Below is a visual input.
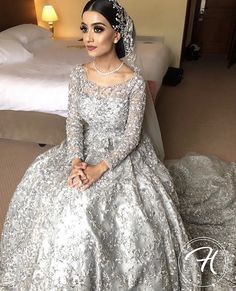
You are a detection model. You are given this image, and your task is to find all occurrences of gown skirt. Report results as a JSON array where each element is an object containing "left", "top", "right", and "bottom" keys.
[{"left": 0, "top": 134, "right": 201, "bottom": 290}]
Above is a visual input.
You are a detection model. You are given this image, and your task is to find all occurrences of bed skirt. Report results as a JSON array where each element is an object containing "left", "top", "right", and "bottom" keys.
[{"left": 0, "top": 111, "right": 66, "bottom": 145}]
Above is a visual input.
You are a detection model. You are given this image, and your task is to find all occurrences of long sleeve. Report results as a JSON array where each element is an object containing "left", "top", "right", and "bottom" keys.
[
  {"left": 66, "top": 67, "right": 84, "bottom": 163},
  {"left": 103, "top": 77, "right": 146, "bottom": 170}
]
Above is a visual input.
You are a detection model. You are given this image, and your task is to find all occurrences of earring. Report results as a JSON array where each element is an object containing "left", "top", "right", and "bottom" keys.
[{"left": 114, "top": 40, "right": 118, "bottom": 44}]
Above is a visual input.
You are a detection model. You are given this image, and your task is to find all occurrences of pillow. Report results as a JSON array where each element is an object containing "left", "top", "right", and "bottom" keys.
[
  {"left": 0, "top": 24, "right": 52, "bottom": 44},
  {"left": 0, "top": 39, "right": 33, "bottom": 64},
  {"left": 25, "top": 37, "right": 53, "bottom": 52}
]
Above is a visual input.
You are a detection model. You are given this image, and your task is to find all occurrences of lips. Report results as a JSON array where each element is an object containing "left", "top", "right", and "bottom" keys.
[{"left": 87, "top": 46, "right": 97, "bottom": 51}]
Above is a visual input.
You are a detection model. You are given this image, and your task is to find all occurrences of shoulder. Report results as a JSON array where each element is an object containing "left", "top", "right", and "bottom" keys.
[
  {"left": 120, "top": 63, "right": 134, "bottom": 79},
  {"left": 119, "top": 63, "right": 145, "bottom": 91},
  {"left": 131, "top": 72, "right": 146, "bottom": 92},
  {"left": 69, "top": 64, "right": 85, "bottom": 84},
  {"left": 70, "top": 64, "right": 84, "bottom": 76}
]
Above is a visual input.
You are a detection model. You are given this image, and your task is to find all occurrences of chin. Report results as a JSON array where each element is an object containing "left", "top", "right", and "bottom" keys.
[
  {"left": 86, "top": 49, "right": 112, "bottom": 59},
  {"left": 86, "top": 51, "right": 99, "bottom": 58}
]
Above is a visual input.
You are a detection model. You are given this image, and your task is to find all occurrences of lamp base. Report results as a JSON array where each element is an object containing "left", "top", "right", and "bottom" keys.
[{"left": 48, "top": 22, "right": 54, "bottom": 38}]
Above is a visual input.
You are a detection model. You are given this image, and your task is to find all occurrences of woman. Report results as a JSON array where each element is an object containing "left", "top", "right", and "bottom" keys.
[{"left": 0, "top": 0, "right": 201, "bottom": 289}]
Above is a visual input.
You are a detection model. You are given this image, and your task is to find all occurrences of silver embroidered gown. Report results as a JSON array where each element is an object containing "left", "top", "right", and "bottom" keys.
[
  {"left": 166, "top": 153, "right": 236, "bottom": 290},
  {"left": 0, "top": 65, "right": 202, "bottom": 290}
]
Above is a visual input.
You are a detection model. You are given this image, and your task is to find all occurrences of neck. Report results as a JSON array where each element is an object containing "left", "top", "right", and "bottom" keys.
[{"left": 94, "top": 53, "right": 121, "bottom": 71}]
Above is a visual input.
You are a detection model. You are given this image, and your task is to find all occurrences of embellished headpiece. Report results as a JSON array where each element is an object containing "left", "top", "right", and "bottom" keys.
[{"left": 108, "top": 0, "right": 139, "bottom": 72}]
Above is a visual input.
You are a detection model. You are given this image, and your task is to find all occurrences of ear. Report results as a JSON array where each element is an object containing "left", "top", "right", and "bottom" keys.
[{"left": 114, "top": 32, "right": 121, "bottom": 44}]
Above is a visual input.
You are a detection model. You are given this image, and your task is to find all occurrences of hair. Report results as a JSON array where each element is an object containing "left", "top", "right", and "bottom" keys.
[{"left": 82, "top": 0, "right": 127, "bottom": 58}]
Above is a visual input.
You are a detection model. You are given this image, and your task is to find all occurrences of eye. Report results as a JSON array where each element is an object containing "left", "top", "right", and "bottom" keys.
[
  {"left": 80, "top": 25, "right": 87, "bottom": 33},
  {"left": 94, "top": 26, "right": 104, "bottom": 33}
]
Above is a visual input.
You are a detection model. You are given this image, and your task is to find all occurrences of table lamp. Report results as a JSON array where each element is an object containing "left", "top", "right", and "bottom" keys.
[{"left": 42, "top": 5, "right": 58, "bottom": 37}]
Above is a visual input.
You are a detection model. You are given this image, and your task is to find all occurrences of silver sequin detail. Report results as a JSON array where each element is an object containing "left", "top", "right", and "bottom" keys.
[
  {"left": 0, "top": 65, "right": 201, "bottom": 290},
  {"left": 166, "top": 153, "right": 236, "bottom": 289}
]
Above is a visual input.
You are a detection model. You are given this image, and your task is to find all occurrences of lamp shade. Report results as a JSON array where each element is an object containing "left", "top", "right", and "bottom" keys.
[{"left": 42, "top": 5, "right": 58, "bottom": 22}]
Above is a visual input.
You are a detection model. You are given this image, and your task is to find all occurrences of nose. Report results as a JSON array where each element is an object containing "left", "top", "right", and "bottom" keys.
[{"left": 85, "top": 29, "right": 94, "bottom": 43}]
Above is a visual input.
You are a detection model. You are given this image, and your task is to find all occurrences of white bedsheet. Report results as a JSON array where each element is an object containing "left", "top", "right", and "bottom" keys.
[{"left": 0, "top": 39, "right": 171, "bottom": 117}]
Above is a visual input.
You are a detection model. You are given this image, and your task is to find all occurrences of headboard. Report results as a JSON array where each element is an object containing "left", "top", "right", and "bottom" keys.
[{"left": 0, "top": 0, "right": 37, "bottom": 32}]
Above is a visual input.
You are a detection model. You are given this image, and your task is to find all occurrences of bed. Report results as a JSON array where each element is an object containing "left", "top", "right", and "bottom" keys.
[{"left": 0, "top": 0, "right": 171, "bottom": 162}]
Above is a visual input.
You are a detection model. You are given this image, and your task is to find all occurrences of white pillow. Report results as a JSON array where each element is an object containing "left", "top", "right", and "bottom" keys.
[
  {"left": 0, "top": 24, "right": 52, "bottom": 44},
  {"left": 25, "top": 37, "right": 53, "bottom": 52},
  {"left": 0, "top": 39, "right": 33, "bottom": 64}
]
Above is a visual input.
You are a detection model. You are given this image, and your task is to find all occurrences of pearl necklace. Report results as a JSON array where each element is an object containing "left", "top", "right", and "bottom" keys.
[{"left": 93, "top": 61, "right": 124, "bottom": 76}]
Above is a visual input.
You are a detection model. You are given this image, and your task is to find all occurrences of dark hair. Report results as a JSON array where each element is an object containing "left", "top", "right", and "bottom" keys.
[{"left": 82, "top": 0, "right": 126, "bottom": 58}]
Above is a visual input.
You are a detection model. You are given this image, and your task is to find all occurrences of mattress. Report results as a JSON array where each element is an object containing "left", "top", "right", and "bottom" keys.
[{"left": 0, "top": 39, "right": 171, "bottom": 117}]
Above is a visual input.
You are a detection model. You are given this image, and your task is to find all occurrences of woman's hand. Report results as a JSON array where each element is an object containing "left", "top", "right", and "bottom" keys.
[
  {"left": 76, "top": 161, "right": 109, "bottom": 190},
  {"left": 71, "top": 157, "right": 83, "bottom": 168},
  {"left": 79, "top": 164, "right": 104, "bottom": 190},
  {"left": 68, "top": 162, "right": 88, "bottom": 188}
]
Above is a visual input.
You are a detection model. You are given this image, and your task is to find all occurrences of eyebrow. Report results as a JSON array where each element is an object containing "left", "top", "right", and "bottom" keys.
[{"left": 81, "top": 22, "right": 107, "bottom": 27}]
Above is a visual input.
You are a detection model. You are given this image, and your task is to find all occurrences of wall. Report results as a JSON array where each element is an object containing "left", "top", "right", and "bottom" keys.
[
  {"left": 185, "top": 0, "right": 198, "bottom": 46},
  {"left": 34, "top": 0, "right": 188, "bottom": 67},
  {"left": 34, "top": 0, "right": 86, "bottom": 38}
]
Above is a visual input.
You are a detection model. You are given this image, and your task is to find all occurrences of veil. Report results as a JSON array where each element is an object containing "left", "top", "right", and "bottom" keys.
[
  {"left": 120, "top": 8, "right": 165, "bottom": 162},
  {"left": 143, "top": 82, "right": 165, "bottom": 162}
]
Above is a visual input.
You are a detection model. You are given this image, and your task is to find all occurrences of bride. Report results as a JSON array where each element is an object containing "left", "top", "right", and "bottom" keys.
[{"left": 0, "top": 0, "right": 202, "bottom": 289}]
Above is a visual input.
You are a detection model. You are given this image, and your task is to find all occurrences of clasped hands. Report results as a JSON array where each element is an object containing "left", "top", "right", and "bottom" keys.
[{"left": 67, "top": 158, "right": 108, "bottom": 190}]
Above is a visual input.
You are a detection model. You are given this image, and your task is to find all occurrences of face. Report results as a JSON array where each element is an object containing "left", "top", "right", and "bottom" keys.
[{"left": 81, "top": 11, "right": 120, "bottom": 58}]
